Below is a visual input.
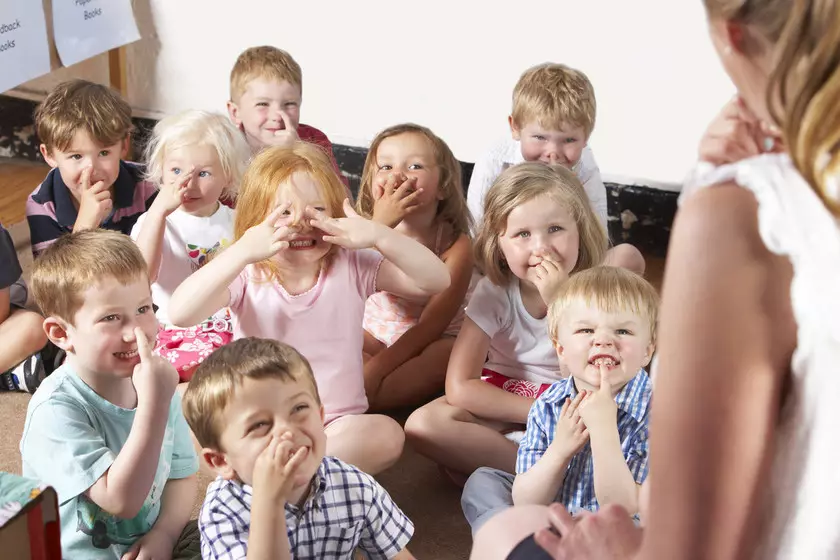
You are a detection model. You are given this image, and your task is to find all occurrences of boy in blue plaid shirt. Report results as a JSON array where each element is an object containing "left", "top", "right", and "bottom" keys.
[
  {"left": 461, "top": 266, "right": 657, "bottom": 534},
  {"left": 183, "top": 338, "right": 415, "bottom": 560}
]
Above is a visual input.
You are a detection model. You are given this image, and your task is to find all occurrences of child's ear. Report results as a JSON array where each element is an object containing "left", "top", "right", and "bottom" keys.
[
  {"left": 40, "top": 145, "right": 58, "bottom": 168},
  {"left": 202, "top": 448, "right": 237, "bottom": 480},
  {"left": 319, "top": 405, "right": 325, "bottom": 424},
  {"left": 508, "top": 116, "right": 521, "bottom": 141},
  {"left": 120, "top": 136, "right": 130, "bottom": 159},
  {"left": 642, "top": 342, "right": 656, "bottom": 368},
  {"left": 44, "top": 317, "right": 72, "bottom": 352},
  {"left": 554, "top": 342, "right": 566, "bottom": 364},
  {"left": 226, "top": 101, "right": 242, "bottom": 127}
]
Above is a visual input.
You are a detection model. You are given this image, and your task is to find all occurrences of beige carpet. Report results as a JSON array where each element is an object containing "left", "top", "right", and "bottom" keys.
[{"left": 1, "top": 221, "right": 472, "bottom": 559}]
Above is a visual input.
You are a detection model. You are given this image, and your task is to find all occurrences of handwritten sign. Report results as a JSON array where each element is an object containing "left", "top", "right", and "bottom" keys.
[
  {"left": 52, "top": 0, "right": 140, "bottom": 67},
  {"left": 0, "top": 0, "right": 51, "bottom": 94}
]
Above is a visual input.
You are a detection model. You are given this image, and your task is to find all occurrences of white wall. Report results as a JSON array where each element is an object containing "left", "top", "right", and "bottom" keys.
[{"left": 11, "top": 0, "right": 736, "bottom": 190}]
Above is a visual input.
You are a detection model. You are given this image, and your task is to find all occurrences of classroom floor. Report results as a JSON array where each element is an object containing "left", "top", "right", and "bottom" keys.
[{"left": 0, "top": 158, "right": 665, "bottom": 559}]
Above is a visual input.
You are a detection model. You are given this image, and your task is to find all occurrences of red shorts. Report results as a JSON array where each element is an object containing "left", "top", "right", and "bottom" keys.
[
  {"left": 480, "top": 369, "right": 553, "bottom": 399},
  {"left": 154, "top": 310, "right": 233, "bottom": 382}
]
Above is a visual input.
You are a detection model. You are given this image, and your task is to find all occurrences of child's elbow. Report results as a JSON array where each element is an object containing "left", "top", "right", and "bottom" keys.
[
  {"left": 422, "top": 265, "right": 451, "bottom": 295},
  {"left": 105, "top": 494, "right": 146, "bottom": 520}
]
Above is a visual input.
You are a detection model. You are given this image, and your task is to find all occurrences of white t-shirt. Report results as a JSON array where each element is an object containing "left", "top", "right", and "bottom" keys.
[
  {"left": 131, "top": 204, "right": 235, "bottom": 325},
  {"left": 466, "top": 277, "right": 562, "bottom": 385},
  {"left": 467, "top": 135, "right": 608, "bottom": 233}
]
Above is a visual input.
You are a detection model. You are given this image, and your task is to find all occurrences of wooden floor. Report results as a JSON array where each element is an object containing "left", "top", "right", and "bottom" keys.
[{"left": 0, "top": 160, "right": 50, "bottom": 226}]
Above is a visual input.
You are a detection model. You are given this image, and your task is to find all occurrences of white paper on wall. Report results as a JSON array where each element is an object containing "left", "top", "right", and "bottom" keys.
[
  {"left": 0, "top": 0, "right": 51, "bottom": 94},
  {"left": 52, "top": 0, "right": 140, "bottom": 67}
]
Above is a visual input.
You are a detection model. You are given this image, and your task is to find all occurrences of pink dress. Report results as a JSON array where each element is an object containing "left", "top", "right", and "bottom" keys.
[{"left": 363, "top": 225, "right": 467, "bottom": 346}]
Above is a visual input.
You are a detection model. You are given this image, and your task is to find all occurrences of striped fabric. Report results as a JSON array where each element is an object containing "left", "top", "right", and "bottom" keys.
[
  {"left": 516, "top": 370, "right": 652, "bottom": 513},
  {"left": 25, "top": 161, "right": 157, "bottom": 257}
]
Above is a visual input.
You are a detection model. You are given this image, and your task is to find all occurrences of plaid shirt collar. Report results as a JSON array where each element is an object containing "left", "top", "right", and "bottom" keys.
[{"left": 554, "top": 369, "right": 651, "bottom": 424}]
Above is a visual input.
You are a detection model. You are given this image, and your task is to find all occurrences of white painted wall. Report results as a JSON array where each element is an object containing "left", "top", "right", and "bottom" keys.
[{"left": 11, "top": 0, "right": 736, "bottom": 190}]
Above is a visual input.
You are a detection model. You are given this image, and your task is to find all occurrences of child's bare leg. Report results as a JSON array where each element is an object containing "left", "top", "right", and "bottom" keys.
[
  {"left": 605, "top": 243, "right": 646, "bottom": 275},
  {"left": 404, "top": 396, "right": 519, "bottom": 474},
  {"left": 367, "top": 338, "right": 454, "bottom": 412},
  {"left": 469, "top": 505, "right": 551, "bottom": 560},
  {"left": 0, "top": 308, "right": 47, "bottom": 372},
  {"left": 325, "top": 414, "right": 404, "bottom": 475},
  {"left": 363, "top": 330, "right": 385, "bottom": 358}
]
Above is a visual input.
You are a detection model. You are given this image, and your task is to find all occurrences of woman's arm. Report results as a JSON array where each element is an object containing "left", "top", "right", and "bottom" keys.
[
  {"left": 365, "top": 234, "right": 473, "bottom": 380},
  {"left": 639, "top": 184, "right": 795, "bottom": 560},
  {"left": 445, "top": 318, "right": 534, "bottom": 424}
]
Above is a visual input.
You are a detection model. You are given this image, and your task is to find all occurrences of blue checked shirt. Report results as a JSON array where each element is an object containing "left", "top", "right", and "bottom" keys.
[
  {"left": 516, "top": 370, "right": 652, "bottom": 513},
  {"left": 199, "top": 456, "right": 414, "bottom": 559}
]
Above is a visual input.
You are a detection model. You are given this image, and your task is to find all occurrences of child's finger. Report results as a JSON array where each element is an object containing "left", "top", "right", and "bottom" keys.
[
  {"left": 400, "top": 185, "right": 424, "bottom": 206},
  {"left": 599, "top": 365, "right": 611, "bottom": 393},
  {"left": 80, "top": 166, "right": 93, "bottom": 190},
  {"left": 567, "top": 391, "right": 586, "bottom": 415},
  {"left": 278, "top": 110, "right": 297, "bottom": 133},
  {"left": 134, "top": 328, "right": 152, "bottom": 363},
  {"left": 559, "top": 397, "right": 570, "bottom": 418},
  {"left": 276, "top": 439, "right": 295, "bottom": 464},
  {"left": 393, "top": 176, "right": 417, "bottom": 197},
  {"left": 342, "top": 198, "right": 359, "bottom": 218},
  {"left": 264, "top": 201, "right": 292, "bottom": 227},
  {"left": 284, "top": 446, "right": 309, "bottom": 475}
]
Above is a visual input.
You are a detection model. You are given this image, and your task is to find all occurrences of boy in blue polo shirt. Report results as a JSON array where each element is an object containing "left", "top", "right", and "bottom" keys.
[
  {"left": 461, "top": 266, "right": 657, "bottom": 534},
  {"left": 26, "top": 79, "right": 157, "bottom": 257}
]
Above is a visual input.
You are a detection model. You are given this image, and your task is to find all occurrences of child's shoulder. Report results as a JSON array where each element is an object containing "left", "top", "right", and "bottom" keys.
[
  {"left": 536, "top": 378, "right": 577, "bottom": 408},
  {"left": 297, "top": 123, "right": 331, "bottom": 147}
]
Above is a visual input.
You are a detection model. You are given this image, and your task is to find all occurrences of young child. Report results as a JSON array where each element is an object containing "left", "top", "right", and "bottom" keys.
[
  {"left": 131, "top": 110, "right": 251, "bottom": 384},
  {"left": 184, "top": 337, "right": 416, "bottom": 560},
  {"left": 405, "top": 162, "right": 607, "bottom": 481},
  {"left": 461, "top": 266, "right": 657, "bottom": 535},
  {"left": 356, "top": 123, "right": 474, "bottom": 411},
  {"left": 467, "top": 63, "right": 644, "bottom": 274},
  {"left": 0, "top": 221, "right": 49, "bottom": 392},
  {"left": 19, "top": 230, "right": 199, "bottom": 559},
  {"left": 168, "top": 142, "right": 450, "bottom": 475},
  {"left": 226, "top": 46, "right": 350, "bottom": 194},
  {"left": 26, "top": 79, "right": 157, "bottom": 257}
]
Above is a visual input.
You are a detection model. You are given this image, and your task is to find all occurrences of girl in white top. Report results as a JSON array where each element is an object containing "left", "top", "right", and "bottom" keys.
[
  {"left": 406, "top": 162, "right": 607, "bottom": 480},
  {"left": 132, "top": 110, "right": 250, "bottom": 384},
  {"left": 168, "top": 142, "right": 450, "bottom": 476},
  {"left": 470, "top": 0, "right": 840, "bottom": 558}
]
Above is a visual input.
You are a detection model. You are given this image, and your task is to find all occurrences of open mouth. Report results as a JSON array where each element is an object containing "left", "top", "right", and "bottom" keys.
[
  {"left": 114, "top": 349, "right": 139, "bottom": 360},
  {"left": 589, "top": 354, "right": 620, "bottom": 368},
  {"left": 289, "top": 239, "right": 316, "bottom": 249}
]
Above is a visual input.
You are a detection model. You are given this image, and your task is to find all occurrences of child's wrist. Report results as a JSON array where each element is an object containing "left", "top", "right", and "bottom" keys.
[{"left": 545, "top": 441, "right": 574, "bottom": 465}]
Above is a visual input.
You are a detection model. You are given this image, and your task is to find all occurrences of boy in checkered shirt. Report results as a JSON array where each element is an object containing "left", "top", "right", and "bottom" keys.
[
  {"left": 461, "top": 266, "right": 657, "bottom": 534},
  {"left": 183, "top": 338, "right": 415, "bottom": 560}
]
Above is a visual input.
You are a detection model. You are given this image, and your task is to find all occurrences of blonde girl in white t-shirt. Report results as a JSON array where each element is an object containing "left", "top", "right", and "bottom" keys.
[
  {"left": 405, "top": 162, "right": 607, "bottom": 481},
  {"left": 132, "top": 110, "right": 250, "bottom": 385}
]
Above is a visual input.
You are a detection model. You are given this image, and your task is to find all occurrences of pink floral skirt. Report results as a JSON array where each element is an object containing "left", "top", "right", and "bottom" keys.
[{"left": 154, "top": 310, "right": 234, "bottom": 382}]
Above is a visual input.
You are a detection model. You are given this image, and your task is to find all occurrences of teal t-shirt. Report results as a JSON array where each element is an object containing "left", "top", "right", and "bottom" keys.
[{"left": 19, "top": 364, "right": 198, "bottom": 559}]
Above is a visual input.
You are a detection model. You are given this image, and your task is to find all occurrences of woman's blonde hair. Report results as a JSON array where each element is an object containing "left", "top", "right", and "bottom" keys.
[
  {"left": 704, "top": 0, "right": 840, "bottom": 215},
  {"left": 144, "top": 110, "right": 250, "bottom": 202},
  {"left": 475, "top": 162, "right": 608, "bottom": 286},
  {"left": 234, "top": 142, "right": 347, "bottom": 281},
  {"left": 356, "top": 123, "right": 473, "bottom": 236}
]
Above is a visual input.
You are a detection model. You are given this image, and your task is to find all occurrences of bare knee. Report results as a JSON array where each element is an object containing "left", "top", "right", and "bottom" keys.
[
  {"left": 404, "top": 400, "right": 446, "bottom": 444},
  {"left": 605, "top": 244, "right": 646, "bottom": 275},
  {"left": 374, "top": 415, "right": 405, "bottom": 472},
  {"left": 470, "top": 505, "right": 551, "bottom": 560}
]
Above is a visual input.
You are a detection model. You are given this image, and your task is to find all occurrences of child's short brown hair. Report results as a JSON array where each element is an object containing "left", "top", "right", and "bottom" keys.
[
  {"left": 548, "top": 266, "right": 660, "bottom": 345},
  {"left": 511, "top": 63, "right": 596, "bottom": 138},
  {"left": 229, "top": 46, "right": 303, "bottom": 103},
  {"left": 182, "top": 338, "right": 321, "bottom": 451},
  {"left": 31, "top": 230, "right": 148, "bottom": 324},
  {"left": 35, "top": 79, "right": 133, "bottom": 153},
  {"left": 475, "top": 162, "right": 607, "bottom": 286}
]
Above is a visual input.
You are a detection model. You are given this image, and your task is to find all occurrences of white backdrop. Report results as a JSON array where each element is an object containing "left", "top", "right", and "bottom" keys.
[{"left": 10, "top": 0, "right": 736, "bottom": 190}]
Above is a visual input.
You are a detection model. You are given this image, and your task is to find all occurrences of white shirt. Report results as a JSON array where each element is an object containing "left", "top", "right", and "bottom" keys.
[
  {"left": 466, "top": 277, "right": 562, "bottom": 385},
  {"left": 685, "top": 153, "right": 840, "bottom": 559},
  {"left": 131, "top": 204, "right": 235, "bottom": 325},
  {"left": 467, "top": 135, "right": 608, "bottom": 232}
]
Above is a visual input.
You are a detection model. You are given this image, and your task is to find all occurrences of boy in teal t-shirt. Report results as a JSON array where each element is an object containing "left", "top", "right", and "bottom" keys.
[{"left": 19, "top": 230, "right": 198, "bottom": 559}]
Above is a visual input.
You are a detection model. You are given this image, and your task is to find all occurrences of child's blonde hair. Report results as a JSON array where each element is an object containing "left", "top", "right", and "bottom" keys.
[
  {"left": 35, "top": 79, "right": 133, "bottom": 153},
  {"left": 475, "top": 162, "right": 607, "bottom": 286},
  {"left": 31, "top": 230, "right": 148, "bottom": 324},
  {"left": 356, "top": 123, "right": 473, "bottom": 236},
  {"left": 703, "top": 0, "right": 840, "bottom": 216},
  {"left": 182, "top": 338, "right": 321, "bottom": 451},
  {"left": 547, "top": 266, "right": 660, "bottom": 345},
  {"left": 144, "top": 110, "right": 251, "bottom": 202},
  {"left": 512, "top": 63, "right": 597, "bottom": 139},
  {"left": 234, "top": 142, "right": 346, "bottom": 281},
  {"left": 229, "top": 46, "right": 302, "bottom": 103}
]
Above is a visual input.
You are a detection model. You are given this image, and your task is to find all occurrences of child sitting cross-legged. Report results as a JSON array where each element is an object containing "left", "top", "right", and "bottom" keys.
[
  {"left": 183, "top": 337, "right": 416, "bottom": 560},
  {"left": 461, "top": 265, "right": 657, "bottom": 536},
  {"left": 20, "top": 230, "right": 199, "bottom": 559}
]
